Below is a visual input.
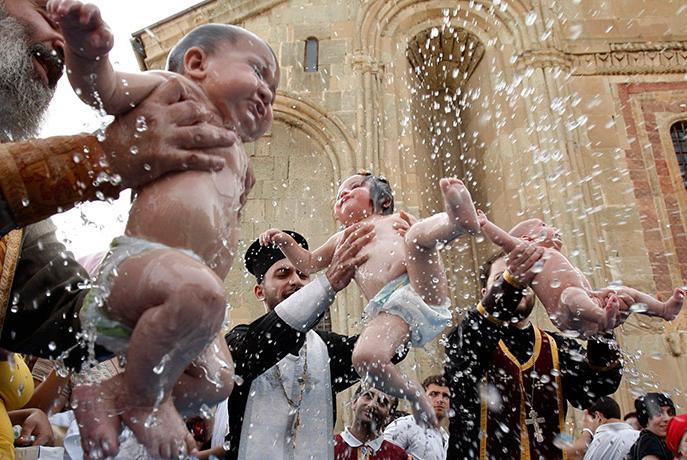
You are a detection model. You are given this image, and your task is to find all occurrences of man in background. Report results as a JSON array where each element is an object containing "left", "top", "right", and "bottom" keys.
[{"left": 384, "top": 375, "right": 449, "bottom": 460}]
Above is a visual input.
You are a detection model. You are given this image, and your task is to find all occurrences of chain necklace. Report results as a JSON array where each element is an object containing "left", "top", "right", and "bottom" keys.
[
  {"left": 523, "top": 372, "right": 545, "bottom": 443},
  {"left": 274, "top": 342, "right": 308, "bottom": 448}
]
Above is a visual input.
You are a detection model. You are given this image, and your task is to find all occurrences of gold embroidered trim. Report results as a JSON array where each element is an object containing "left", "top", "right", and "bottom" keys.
[{"left": 0, "top": 229, "right": 23, "bottom": 335}]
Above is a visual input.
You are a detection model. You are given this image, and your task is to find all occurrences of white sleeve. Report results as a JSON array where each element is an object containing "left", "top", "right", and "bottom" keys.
[
  {"left": 274, "top": 275, "right": 336, "bottom": 332},
  {"left": 383, "top": 418, "right": 410, "bottom": 449},
  {"left": 211, "top": 398, "right": 229, "bottom": 448}
]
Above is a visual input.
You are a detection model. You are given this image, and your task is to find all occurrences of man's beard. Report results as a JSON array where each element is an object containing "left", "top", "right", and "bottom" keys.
[{"left": 0, "top": 12, "right": 55, "bottom": 142}]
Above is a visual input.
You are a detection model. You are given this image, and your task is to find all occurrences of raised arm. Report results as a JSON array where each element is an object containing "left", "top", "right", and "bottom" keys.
[
  {"left": 477, "top": 210, "right": 519, "bottom": 253},
  {"left": 48, "top": 0, "right": 164, "bottom": 115},
  {"left": 259, "top": 229, "right": 337, "bottom": 274}
]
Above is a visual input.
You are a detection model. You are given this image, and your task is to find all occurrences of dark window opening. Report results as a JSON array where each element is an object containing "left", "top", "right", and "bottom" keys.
[
  {"left": 304, "top": 37, "right": 319, "bottom": 72},
  {"left": 670, "top": 120, "right": 687, "bottom": 189}
]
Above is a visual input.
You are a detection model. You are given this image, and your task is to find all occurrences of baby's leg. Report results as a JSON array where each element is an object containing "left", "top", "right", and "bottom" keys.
[
  {"left": 72, "top": 375, "right": 124, "bottom": 460},
  {"left": 618, "top": 286, "right": 685, "bottom": 321},
  {"left": 173, "top": 335, "right": 235, "bottom": 417},
  {"left": 105, "top": 249, "right": 226, "bottom": 458},
  {"left": 404, "top": 178, "right": 478, "bottom": 306},
  {"left": 351, "top": 313, "right": 438, "bottom": 428}
]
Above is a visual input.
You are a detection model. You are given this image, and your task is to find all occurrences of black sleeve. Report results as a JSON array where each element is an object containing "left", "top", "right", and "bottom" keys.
[
  {"left": 554, "top": 332, "right": 623, "bottom": 409},
  {"left": 225, "top": 312, "right": 307, "bottom": 382},
  {"left": 316, "top": 331, "right": 359, "bottom": 393},
  {"left": 629, "top": 433, "right": 670, "bottom": 460},
  {"left": 316, "top": 330, "right": 407, "bottom": 394},
  {"left": 0, "top": 219, "right": 107, "bottom": 370}
]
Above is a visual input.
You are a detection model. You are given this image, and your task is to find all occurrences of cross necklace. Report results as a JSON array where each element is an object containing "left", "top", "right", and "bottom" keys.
[
  {"left": 524, "top": 374, "right": 545, "bottom": 443},
  {"left": 275, "top": 342, "right": 308, "bottom": 448}
]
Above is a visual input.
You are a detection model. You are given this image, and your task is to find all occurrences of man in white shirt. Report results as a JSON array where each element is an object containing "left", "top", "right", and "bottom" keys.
[
  {"left": 384, "top": 375, "right": 450, "bottom": 460},
  {"left": 584, "top": 396, "right": 640, "bottom": 460}
]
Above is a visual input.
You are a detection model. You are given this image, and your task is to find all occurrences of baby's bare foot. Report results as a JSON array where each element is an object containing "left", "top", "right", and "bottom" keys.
[
  {"left": 412, "top": 393, "right": 439, "bottom": 429},
  {"left": 47, "top": 0, "right": 113, "bottom": 59},
  {"left": 441, "top": 177, "right": 480, "bottom": 235},
  {"left": 73, "top": 376, "right": 123, "bottom": 460},
  {"left": 663, "top": 288, "right": 685, "bottom": 321},
  {"left": 121, "top": 398, "right": 197, "bottom": 459}
]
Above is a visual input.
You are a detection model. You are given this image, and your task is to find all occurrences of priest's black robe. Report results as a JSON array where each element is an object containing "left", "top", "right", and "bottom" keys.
[{"left": 444, "top": 277, "right": 623, "bottom": 460}]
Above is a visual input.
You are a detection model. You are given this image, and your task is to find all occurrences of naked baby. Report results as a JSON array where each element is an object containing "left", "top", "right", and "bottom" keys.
[
  {"left": 478, "top": 212, "right": 684, "bottom": 338},
  {"left": 48, "top": 1, "right": 278, "bottom": 458},
  {"left": 260, "top": 173, "right": 480, "bottom": 427}
]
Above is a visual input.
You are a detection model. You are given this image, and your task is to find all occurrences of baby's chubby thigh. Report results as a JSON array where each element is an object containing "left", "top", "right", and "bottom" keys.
[{"left": 106, "top": 248, "right": 228, "bottom": 338}]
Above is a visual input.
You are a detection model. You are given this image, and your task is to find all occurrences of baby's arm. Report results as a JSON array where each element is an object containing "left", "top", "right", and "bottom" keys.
[
  {"left": 259, "top": 229, "right": 338, "bottom": 274},
  {"left": 48, "top": 0, "right": 165, "bottom": 115},
  {"left": 477, "top": 210, "right": 519, "bottom": 253}
]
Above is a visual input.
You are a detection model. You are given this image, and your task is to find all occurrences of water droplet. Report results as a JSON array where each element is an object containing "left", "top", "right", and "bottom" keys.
[
  {"left": 525, "top": 11, "right": 537, "bottom": 26},
  {"left": 48, "top": 341, "right": 57, "bottom": 351},
  {"left": 629, "top": 303, "right": 648, "bottom": 314},
  {"left": 129, "top": 146, "right": 139, "bottom": 155},
  {"left": 135, "top": 116, "right": 148, "bottom": 132},
  {"left": 153, "top": 354, "right": 170, "bottom": 375}
]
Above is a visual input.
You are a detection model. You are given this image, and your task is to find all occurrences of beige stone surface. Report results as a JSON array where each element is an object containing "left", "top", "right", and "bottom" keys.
[{"left": 133, "top": 0, "right": 687, "bottom": 433}]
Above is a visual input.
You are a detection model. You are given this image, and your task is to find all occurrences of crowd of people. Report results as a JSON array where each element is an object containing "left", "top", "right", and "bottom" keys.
[{"left": 0, "top": 0, "right": 684, "bottom": 459}]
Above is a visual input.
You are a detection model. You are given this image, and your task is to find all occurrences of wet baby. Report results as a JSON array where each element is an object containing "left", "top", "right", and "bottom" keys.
[
  {"left": 48, "top": 0, "right": 277, "bottom": 458},
  {"left": 478, "top": 212, "right": 684, "bottom": 338},
  {"left": 260, "top": 174, "right": 480, "bottom": 427}
]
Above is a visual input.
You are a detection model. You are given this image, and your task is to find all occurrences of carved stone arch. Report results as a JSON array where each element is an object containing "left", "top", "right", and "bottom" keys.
[
  {"left": 273, "top": 91, "right": 359, "bottom": 182},
  {"left": 356, "top": 0, "right": 534, "bottom": 59}
]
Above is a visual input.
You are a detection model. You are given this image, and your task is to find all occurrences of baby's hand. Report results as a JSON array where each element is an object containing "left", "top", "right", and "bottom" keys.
[
  {"left": 259, "top": 228, "right": 288, "bottom": 247},
  {"left": 476, "top": 209, "right": 488, "bottom": 227},
  {"left": 392, "top": 210, "right": 417, "bottom": 237},
  {"left": 47, "top": 0, "right": 113, "bottom": 59}
]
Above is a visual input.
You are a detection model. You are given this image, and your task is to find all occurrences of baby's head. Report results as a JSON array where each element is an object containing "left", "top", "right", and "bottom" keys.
[
  {"left": 167, "top": 24, "right": 280, "bottom": 142},
  {"left": 509, "top": 218, "right": 562, "bottom": 250},
  {"left": 334, "top": 172, "right": 394, "bottom": 225}
]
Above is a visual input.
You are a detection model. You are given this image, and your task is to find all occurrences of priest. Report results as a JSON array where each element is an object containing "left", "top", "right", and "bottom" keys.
[
  {"left": 221, "top": 224, "right": 408, "bottom": 459},
  {"left": 444, "top": 243, "right": 624, "bottom": 460}
]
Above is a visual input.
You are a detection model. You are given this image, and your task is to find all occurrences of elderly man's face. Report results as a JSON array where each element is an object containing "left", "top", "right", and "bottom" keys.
[
  {"left": 0, "top": 0, "right": 64, "bottom": 140},
  {"left": 254, "top": 259, "right": 310, "bottom": 311}
]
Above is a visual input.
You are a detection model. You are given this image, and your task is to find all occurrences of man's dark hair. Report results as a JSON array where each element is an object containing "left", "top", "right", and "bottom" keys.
[
  {"left": 623, "top": 411, "right": 637, "bottom": 421},
  {"left": 478, "top": 251, "right": 506, "bottom": 290},
  {"left": 358, "top": 171, "right": 394, "bottom": 216},
  {"left": 588, "top": 396, "right": 621, "bottom": 420},
  {"left": 422, "top": 375, "right": 448, "bottom": 391},
  {"left": 634, "top": 392, "right": 676, "bottom": 428}
]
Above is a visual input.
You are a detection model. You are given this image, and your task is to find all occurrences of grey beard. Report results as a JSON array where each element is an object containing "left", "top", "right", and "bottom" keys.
[{"left": 0, "top": 13, "right": 54, "bottom": 142}]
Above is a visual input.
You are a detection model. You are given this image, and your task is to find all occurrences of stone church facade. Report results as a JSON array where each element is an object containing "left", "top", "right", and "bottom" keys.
[{"left": 132, "top": 0, "right": 687, "bottom": 427}]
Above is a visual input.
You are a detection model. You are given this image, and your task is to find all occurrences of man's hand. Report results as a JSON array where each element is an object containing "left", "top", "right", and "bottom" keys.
[
  {"left": 325, "top": 223, "right": 374, "bottom": 292},
  {"left": 102, "top": 76, "right": 238, "bottom": 189},
  {"left": 505, "top": 241, "right": 545, "bottom": 286},
  {"left": 15, "top": 409, "right": 55, "bottom": 447}
]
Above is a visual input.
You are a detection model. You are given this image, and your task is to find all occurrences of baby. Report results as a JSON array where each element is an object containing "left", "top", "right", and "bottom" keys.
[
  {"left": 48, "top": 1, "right": 278, "bottom": 458},
  {"left": 478, "top": 212, "right": 684, "bottom": 338},
  {"left": 260, "top": 173, "right": 480, "bottom": 426}
]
